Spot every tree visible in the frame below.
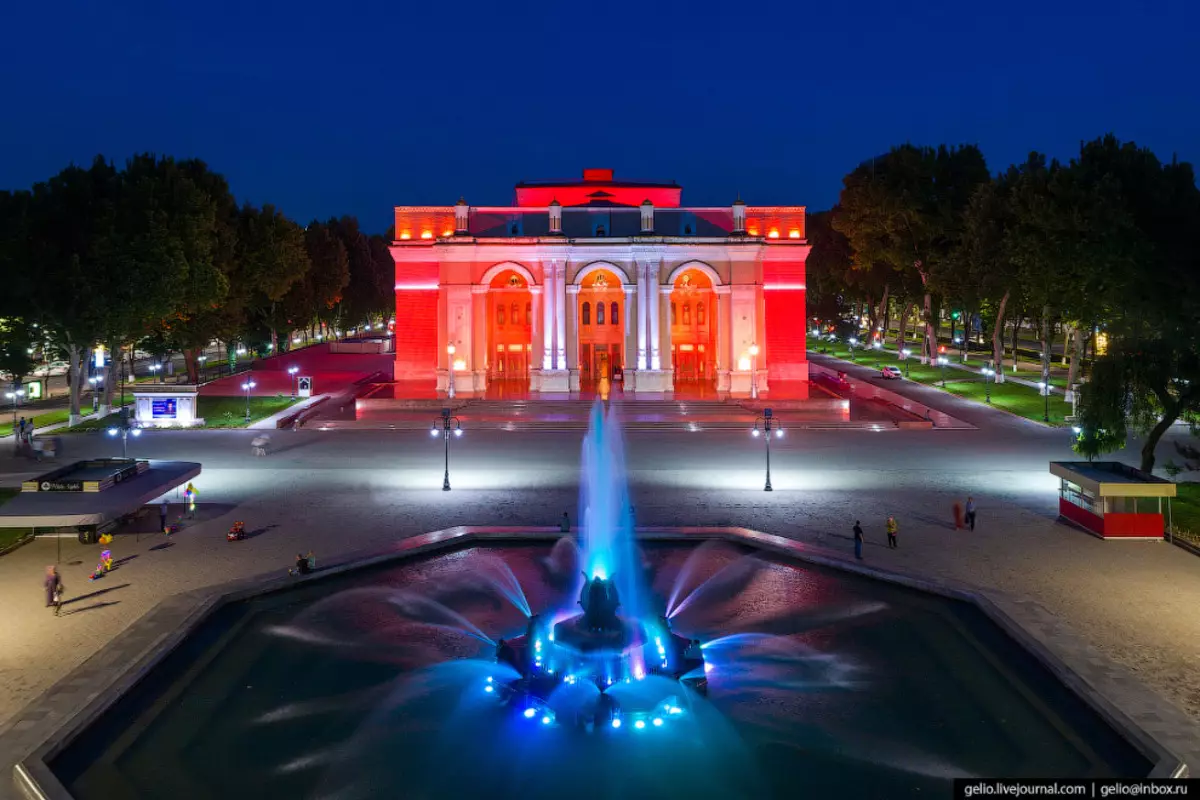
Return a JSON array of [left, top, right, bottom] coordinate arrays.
[[1073, 138, 1200, 471], [236, 204, 310, 355], [835, 145, 989, 363]]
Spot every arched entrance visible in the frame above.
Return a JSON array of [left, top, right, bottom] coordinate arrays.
[[670, 268, 717, 390], [577, 267, 625, 387], [487, 270, 533, 385]]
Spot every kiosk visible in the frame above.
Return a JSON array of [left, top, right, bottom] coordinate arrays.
[[1050, 461, 1176, 540], [132, 384, 202, 428]]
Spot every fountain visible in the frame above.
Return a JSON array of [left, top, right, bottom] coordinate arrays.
[[491, 401, 706, 729], [42, 398, 1160, 800]]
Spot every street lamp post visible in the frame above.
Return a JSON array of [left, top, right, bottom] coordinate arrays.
[[106, 415, 141, 459], [981, 366, 994, 403], [149, 363, 161, 381], [1040, 370, 1050, 422], [6, 389, 25, 447], [197, 355, 208, 383], [288, 366, 299, 398], [431, 408, 463, 491], [751, 408, 784, 492], [848, 337, 857, 362], [242, 379, 257, 421], [446, 344, 457, 400], [88, 377, 101, 412], [748, 344, 759, 400], [937, 356, 948, 387], [901, 348, 912, 378]]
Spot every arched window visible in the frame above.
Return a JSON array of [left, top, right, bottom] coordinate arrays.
[[697, 302, 706, 325], [582, 302, 591, 325], [526, 302, 532, 325], [511, 303, 519, 326], [671, 302, 677, 324], [597, 303, 605, 325], [497, 304, 506, 325], [683, 303, 691, 325], [610, 302, 619, 325]]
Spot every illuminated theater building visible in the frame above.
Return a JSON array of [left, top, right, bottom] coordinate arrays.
[[390, 169, 809, 397]]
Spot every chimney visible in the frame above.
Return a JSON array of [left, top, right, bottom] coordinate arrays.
[[454, 197, 469, 234], [732, 195, 746, 235], [548, 198, 562, 234], [640, 199, 654, 233]]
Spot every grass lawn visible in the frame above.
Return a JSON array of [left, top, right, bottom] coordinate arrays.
[[0, 394, 134, 437], [64, 395, 299, 432], [1170, 482, 1200, 548], [810, 336, 1073, 425], [0, 488, 28, 552]]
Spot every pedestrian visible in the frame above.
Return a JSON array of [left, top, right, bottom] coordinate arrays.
[[952, 502, 964, 530], [17, 417, 26, 441], [559, 512, 571, 533], [185, 482, 197, 517], [44, 565, 63, 610], [159, 498, 169, 534], [852, 520, 864, 560], [965, 496, 977, 531], [886, 516, 898, 549], [306, 551, 316, 572]]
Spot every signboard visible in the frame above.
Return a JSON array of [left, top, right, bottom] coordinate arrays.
[[39, 480, 84, 492], [151, 398, 178, 419], [23, 380, 43, 400], [297, 377, 313, 398]]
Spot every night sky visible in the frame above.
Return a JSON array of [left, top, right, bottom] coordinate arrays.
[[2, 0, 1197, 231]]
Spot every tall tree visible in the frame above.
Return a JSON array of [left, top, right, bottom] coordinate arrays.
[[236, 204, 310, 355]]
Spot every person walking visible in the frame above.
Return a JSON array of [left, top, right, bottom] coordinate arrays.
[[852, 520, 864, 560], [559, 512, 571, 533], [159, 499, 169, 534], [886, 516, 898, 549], [965, 497, 977, 531], [44, 566, 63, 611], [17, 417, 27, 442]]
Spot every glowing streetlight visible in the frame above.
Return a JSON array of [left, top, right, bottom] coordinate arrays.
[[6, 389, 25, 445], [981, 366, 994, 403], [901, 348, 912, 378], [751, 408, 783, 492], [242, 379, 257, 421], [197, 355, 208, 382], [106, 412, 141, 458], [149, 363, 161, 378], [88, 376, 102, 412], [431, 408, 463, 491], [288, 365, 300, 398], [447, 344, 457, 399], [937, 356, 948, 387], [1039, 370, 1051, 422], [848, 337, 858, 362]]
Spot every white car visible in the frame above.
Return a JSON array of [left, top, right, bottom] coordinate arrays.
[[33, 360, 70, 377], [880, 366, 903, 379]]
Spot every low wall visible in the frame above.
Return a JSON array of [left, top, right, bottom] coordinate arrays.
[[329, 340, 387, 354], [809, 362, 972, 430]]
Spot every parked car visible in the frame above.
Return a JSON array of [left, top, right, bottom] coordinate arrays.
[[880, 365, 903, 379], [33, 360, 69, 377]]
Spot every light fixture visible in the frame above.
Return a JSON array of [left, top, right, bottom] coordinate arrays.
[[524, 708, 537, 719], [611, 718, 622, 729]]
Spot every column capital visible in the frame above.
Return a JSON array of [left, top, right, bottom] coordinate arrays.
[[471, 285, 489, 294], [566, 285, 581, 295], [659, 285, 673, 295], [714, 285, 732, 295], [529, 286, 543, 295], [622, 284, 637, 294]]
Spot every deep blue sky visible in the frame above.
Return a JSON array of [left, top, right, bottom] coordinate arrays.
[[2, 0, 1197, 232]]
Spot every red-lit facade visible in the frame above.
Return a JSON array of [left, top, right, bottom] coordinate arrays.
[[391, 170, 809, 397]]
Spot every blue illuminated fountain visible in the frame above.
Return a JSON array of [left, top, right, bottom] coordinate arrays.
[[492, 400, 706, 730]]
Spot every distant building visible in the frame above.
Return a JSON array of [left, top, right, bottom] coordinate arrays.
[[390, 169, 809, 396]]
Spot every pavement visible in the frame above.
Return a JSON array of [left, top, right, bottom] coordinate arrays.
[[1, 372, 1200, 791]]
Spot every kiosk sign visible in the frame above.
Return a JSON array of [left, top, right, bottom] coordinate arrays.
[[151, 398, 178, 419]]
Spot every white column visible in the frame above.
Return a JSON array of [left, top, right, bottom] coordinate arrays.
[[531, 286, 544, 372], [637, 261, 648, 369], [542, 264, 555, 370], [716, 286, 732, 390], [565, 285, 580, 385], [555, 263, 567, 370], [471, 287, 488, 392], [648, 261, 661, 370], [623, 285, 637, 375]]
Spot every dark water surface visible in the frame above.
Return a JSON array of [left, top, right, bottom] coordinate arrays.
[[52, 542, 1150, 800]]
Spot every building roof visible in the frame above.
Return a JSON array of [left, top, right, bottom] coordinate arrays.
[[1049, 461, 1178, 497]]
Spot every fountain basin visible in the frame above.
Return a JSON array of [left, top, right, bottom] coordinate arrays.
[[4, 527, 1190, 800]]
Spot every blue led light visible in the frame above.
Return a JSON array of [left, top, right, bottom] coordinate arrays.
[[523, 708, 537, 719], [541, 715, 552, 725], [611, 718, 622, 729], [653, 717, 664, 727], [484, 685, 494, 693], [634, 720, 646, 730]]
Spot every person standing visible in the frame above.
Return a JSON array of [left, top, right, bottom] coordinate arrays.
[[965, 497, 977, 531], [852, 520, 864, 560], [17, 417, 27, 442], [952, 502, 964, 530], [886, 516, 898, 549], [159, 499, 169, 534], [559, 512, 571, 533]]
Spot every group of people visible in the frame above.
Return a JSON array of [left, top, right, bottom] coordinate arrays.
[[851, 497, 980, 560], [290, 551, 317, 576]]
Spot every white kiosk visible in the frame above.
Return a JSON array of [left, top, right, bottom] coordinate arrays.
[[132, 384, 203, 428]]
